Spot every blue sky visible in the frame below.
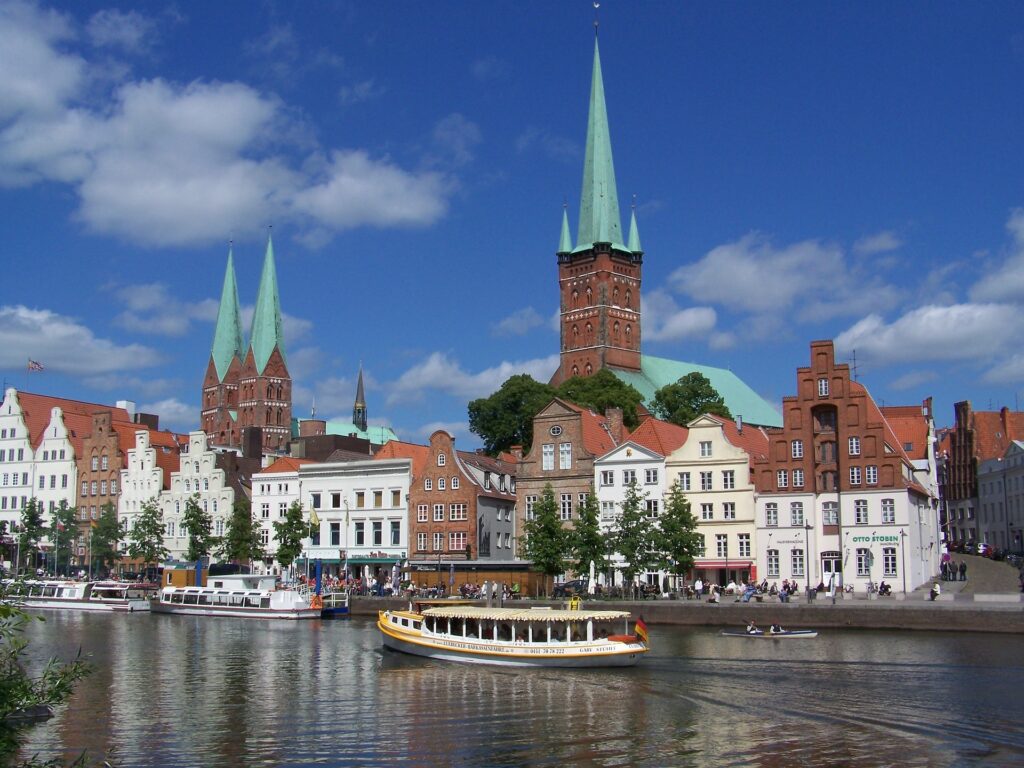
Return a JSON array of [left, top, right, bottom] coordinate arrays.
[[2, 0, 1024, 447]]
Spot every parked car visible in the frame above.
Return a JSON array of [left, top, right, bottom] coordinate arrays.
[[975, 543, 992, 557], [552, 579, 589, 598]]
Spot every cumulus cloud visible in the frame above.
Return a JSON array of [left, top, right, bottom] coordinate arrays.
[[834, 303, 1022, 365], [492, 307, 544, 337], [83, 374, 181, 398], [0, 304, 162, 374], [853, 230, 902, 255], [969, 208, 1024, 303], [338, 78, 385, 105], [386, 352, 559, 405], [113, 283, 217, 336], [86, 9, 156, 53], [983, 354, 1024, 384], [412, 420, 472, 444], [888, 370, 938, 391], [515, 126, 579, 162], [0, 5, 454, 246], [138, 397, 196, 432], [642, 290, 717, 342]]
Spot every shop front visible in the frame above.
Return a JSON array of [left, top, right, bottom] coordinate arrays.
[[690, 559, 755, 587]]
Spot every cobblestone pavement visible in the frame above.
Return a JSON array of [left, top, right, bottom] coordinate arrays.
[[923, 553, 1022, 596]]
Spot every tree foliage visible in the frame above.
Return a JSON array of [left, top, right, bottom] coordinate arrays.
[[91, 503, 125, 576], [182, 494, 215, 563], [48, 501, 78, 577], [650, 372, 732, 426], [127, 498, 168, 571], [217, 499, 265, 565], [569, 492, 607, 578], [0, 592, 91, 762], [555, 369, 644, 429], [273, 501, 307, 570], [655, 482, 701, 575], [607, 481, 657, 586], [520, 484, 569, 594], [18, 499, 46, 572], [468, 374, 555, 455]]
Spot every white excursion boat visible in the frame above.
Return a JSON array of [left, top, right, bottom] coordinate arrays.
[[2, 580, 154, 613], [151, 574, 319, 620], [378, 602, 649, 667]]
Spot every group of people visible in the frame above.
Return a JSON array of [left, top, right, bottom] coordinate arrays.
[[940, 559, 967, 582], [745, 620, 786, 635]]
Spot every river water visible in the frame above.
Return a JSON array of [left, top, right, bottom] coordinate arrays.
[[17, 611, 1024, 767]]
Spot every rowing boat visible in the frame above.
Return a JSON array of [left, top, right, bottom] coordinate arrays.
[[721, 628, 818, 639]]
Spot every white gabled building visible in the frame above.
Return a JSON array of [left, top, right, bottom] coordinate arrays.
[[250, 456, 308, 575], [118, 429, 181, 557], [161, 431, 236, 562], [665, 415, 768, 588]]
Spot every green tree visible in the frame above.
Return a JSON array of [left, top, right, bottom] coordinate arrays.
[[127, 498, 169, 574], [520, 484, 569, 596], [650, 372, 732, 426], [91, 503, 125, 576], [48, 501, 78, 577], [181, 493, 214, 563], [468, 374, 556, 455], [569, 492, 607, 580], [18, 499, 45, 574], [0, 592, 91, 762], [217, 499, 265, 566], [555, 369, 644, 429], [273, 500, 307, 572], [607, 481, 657, 591], [655, 482, 701, 584]]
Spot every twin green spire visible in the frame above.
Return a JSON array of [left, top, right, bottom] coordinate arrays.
[[210, 235, 285, 382], [560, 37, 641, 256]]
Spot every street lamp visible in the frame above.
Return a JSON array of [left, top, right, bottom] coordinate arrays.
[[804, 521, 812, 596], [900, 529, 907, 595]]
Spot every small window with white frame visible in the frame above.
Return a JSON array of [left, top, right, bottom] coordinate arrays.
[[856, 548, 871, 577], [818, 378, 829, 397], [700, 471, 713, 491], [848, 436, 861, 456], [822, 501, 838, 525], [623, 469, 636, 486], [701, 503, 713, 520], [723, 502, 736, 520], [866, 465, 878, 485], [438, 477, 446, 490], [855, 499, 868, 524], [559, 443, 572, 470], [678, 472, 690, 491], [700, 441, 712, 457], [777, 470, 788, 489], [791, 440, 804, 459], [417, 504, 428, 522], [433, 504, 445, 522], [452, 476, 459, 489], [767, 549, 780, 577], [850, 466, 862, 485], [722, 470, 735, 489], [437, 453, 446, 466], [790, 501, 804, 527], [792, 548, 805, 577], [883, 546, 897, 577], [600, 470, 614, 486], [881, 498, 895, 523], [645, 468, 658, 484], [542, 444, 554, 471], [766, 502, 778, 526], [793, 469, 805, 487]]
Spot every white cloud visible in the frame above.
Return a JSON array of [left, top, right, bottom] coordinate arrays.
[[431, 113, 482, 167], [492, 307, 544, 337], [642, 290, 717, 342], [983, 354, 1024, 384], [412, 420, 471, 444], [0, 9, 455, 245], [86, 9, 155, 53], [888, 370, 938, 391], [515, 126, 579, 162], [338, 78, 385, 106], [113, 283, 216, 336], [386, 352, 559, 406], [835, 303, 1022, 365], [0, 304, 162, 374], [471, 56, 510, 82], [969, 208, 1024, 303], [853, 230, 902, 255], [83, 374, 181, 398], [138, 397, 195, 432]]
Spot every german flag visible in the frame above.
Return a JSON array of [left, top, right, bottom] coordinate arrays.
[[634, 616, 649, 644]]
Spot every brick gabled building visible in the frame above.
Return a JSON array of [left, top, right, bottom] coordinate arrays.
[[514, 399, 623, 545], [938, 401, 1024, 545], [753, 341, 938, 594]]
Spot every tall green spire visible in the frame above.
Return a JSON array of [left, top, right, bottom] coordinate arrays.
[[249, 233, 286, 374], [558, 205, 573, 254], [210, 246, 245, 382], [576, 37, 624, 251], [628, 207, 642, 253]]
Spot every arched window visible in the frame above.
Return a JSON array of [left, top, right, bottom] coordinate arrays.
[[571, 290, 579, 308], [572, 365, 580, 376], [625, 289, 632, 308], [585, 363, 593, 375], [613, 321, 620, 338], [266, 384, 273, 399], [625, 324, 632, 340], [613, 286, 620, 306], [572, 324, 579, 339], [586, 287, 592, 305]]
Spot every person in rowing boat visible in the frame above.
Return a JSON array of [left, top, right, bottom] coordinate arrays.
[[769, 624, 784, 634], [746, 620, 759, 634]]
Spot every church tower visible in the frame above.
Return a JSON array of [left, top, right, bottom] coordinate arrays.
[[201, 246, 246, 446], [552, 36, 643, 386], [352, 364, 367, 433], [238, 234, 292, 452]]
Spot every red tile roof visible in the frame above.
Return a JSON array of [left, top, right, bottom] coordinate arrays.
[[719, 418, 770, 462], [17, 391, 133, 454], [880, 405, 929, 461], [560, 401, 618, 456], [852, 382, 930, 496], [375, 440, 431, 478], [262, 456, 315, 474], [627, 417, 689, 456], [970, 409, 1024, 462]]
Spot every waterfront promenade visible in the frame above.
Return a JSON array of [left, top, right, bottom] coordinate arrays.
[[352, 555, 1024, 633]]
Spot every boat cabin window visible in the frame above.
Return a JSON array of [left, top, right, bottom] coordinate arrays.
[[184, 593, 199, 604]]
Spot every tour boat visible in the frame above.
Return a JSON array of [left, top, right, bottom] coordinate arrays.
[[378, 603, 648, 667], [2, 580, 153, 612], [720, 628, 818, 639], [151, 574, 319, 620]]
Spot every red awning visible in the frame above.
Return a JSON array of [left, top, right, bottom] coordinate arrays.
[[692, 560, 753, 570]]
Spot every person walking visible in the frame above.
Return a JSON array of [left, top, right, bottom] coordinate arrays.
[[940, 561, 948, 581], [959, 560, 967, 582]]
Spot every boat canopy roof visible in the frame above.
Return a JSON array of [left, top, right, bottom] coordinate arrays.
[[422, 606, 632, 622]]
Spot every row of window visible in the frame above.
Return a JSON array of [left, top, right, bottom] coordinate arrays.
[[699, 501, 737, 520], [765, 548, 897, 578], [600, 468, 659, 486], [309, 489, 403, 510], [310, 520, 402, 548], [678, 469, 736, 491], [0, 448, 27, 461], [172, 498, 220, 515], [541, 443, 573, 471], [691, 532, 752, 558], [424, 477, 459, 490], [165, 519, 227, 538], [788, 437, 864, 459], [415, 530, 513, 552], [1, 472, 28, 486], [38, 474, 69, 490], [81, 479, 117, 496], [255, 483, 292, 495], [764, 498, 896, 526], [0, 428, 19, 439]]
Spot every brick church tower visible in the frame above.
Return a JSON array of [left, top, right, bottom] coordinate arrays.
[[551, 36, 643, 386], [201, 235, 292, 453]]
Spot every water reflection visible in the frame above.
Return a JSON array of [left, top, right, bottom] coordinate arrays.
[[18, 615, 1024, 767]]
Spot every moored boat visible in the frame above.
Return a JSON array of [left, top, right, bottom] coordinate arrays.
[[151, 574, 319, 620], [1, 580, 154, 612], [378, 602, 648, 667]]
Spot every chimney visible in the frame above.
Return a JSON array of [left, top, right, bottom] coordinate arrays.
[[605, 407, 624, 444], [736, 414, 743, 433], [134, 412, 159, 430], [510, 445, 523, 462], [116, 400, 137, 420]]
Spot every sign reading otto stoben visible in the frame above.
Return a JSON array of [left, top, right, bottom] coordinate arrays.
[[851, 534, 900, 544]]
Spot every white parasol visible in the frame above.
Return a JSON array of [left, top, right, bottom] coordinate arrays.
[[588, 560, 596, 594]]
